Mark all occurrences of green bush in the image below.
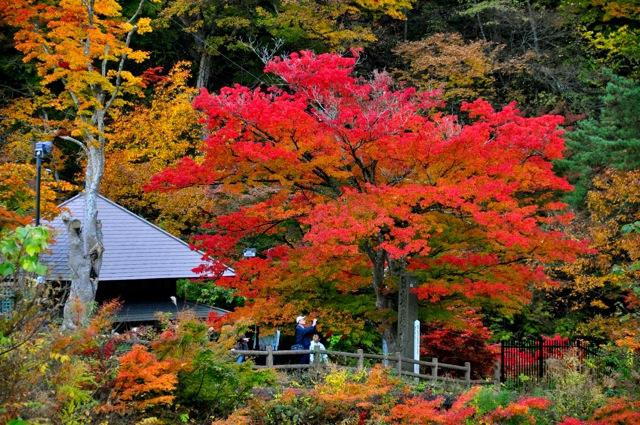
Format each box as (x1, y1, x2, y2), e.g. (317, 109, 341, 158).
(176, 279, 244, 310)
(176, 349, 274, 418)
(537, 355, 607, 421)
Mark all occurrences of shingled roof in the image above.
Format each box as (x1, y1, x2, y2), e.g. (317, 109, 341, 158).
(42, 193, 233, 282)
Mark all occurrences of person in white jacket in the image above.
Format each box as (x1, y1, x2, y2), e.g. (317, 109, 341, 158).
(309, 334, 329, 363)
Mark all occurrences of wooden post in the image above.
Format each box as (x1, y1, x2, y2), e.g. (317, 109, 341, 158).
(431, 357, 438, 380)
(464, 362, 471, 386)
(357, 349, 364, 372)
(396, 352, 402, 375)
(313, 346, 321, 369)
(266, 346, 273, 367)
(493, 360, 501, 389)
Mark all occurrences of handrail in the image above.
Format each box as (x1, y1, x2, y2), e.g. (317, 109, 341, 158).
(231, 347, 476, 385)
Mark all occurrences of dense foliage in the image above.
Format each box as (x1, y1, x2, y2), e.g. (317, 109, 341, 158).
(1, 0, 640, 422)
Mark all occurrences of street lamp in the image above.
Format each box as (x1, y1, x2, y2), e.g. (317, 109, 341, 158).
(34, 141, 53, 226)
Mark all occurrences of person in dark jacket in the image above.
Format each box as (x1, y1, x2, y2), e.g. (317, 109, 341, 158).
(293, 315, 317, 364)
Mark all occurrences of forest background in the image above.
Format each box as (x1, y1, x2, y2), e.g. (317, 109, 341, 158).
(1, 0, 639, 423)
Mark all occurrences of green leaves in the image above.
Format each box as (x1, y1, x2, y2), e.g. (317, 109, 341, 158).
(621, 221, 640, 234)
(0, 225, 49, 278)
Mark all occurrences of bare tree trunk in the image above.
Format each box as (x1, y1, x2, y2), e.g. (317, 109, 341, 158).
(62, 131, 105, 329)
(525, 0, 540, 54)
(196, 52, 212, 89)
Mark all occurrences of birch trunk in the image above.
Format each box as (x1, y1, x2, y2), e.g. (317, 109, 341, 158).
(62, 132, 105, 329)
(196, 52, 212, 88)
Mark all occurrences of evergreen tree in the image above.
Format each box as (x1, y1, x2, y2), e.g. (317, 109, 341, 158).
(556, 74, 640, 207)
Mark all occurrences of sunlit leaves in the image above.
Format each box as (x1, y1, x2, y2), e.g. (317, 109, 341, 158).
(0, 225, 49, 277)
(151, 50, 584, 336)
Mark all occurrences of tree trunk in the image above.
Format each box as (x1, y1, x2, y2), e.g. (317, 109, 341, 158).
(391, 259, 419, 368)
(525, 0, 540, 54)
(370, 247, 399, 353)
(62, 134, 105, 329)
(196, 52, 212, 89)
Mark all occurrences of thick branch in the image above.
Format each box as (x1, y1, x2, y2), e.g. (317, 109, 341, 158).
(60, 135, 88, 154)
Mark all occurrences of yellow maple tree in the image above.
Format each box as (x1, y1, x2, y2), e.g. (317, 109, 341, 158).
(1, 0, 158, 327)
(101, 62, 216, 236)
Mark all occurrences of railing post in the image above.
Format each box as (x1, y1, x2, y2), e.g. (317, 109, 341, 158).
(464, 362, 471, 386)
(266, 346, 273, 367)
(313, 346, 321, 369)
(493, 360, 501, 389)
(357, 349, 364, 372)
(431, 357, 438, 380)
(396, 352, 402, 375)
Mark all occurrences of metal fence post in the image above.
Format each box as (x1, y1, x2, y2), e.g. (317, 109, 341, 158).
(500, 340, 505, 382)
(266, 346, 273, 367)
(431, 357, 438, 380)
(538, 337, 544, 378)
(357, 349, 364, 372)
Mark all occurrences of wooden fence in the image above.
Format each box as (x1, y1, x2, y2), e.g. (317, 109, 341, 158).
(232, 347, 492, 385)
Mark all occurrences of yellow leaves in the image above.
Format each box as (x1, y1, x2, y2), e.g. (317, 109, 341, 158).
(394, 33, 500, 101)
(128, 49, 150, 63)
(136, 17, 153, 34)
(102, 62, 210, 237)
(94, 0, 123, 17)
(50, 352, 71, 363)
(120, 22, 134, 32)
(354, 0, 414, 19)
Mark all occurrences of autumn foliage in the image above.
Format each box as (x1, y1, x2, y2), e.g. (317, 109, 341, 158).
(106, 345, 178, 411)
(150, 50, 585, 339)
(388, 387, 551, 424)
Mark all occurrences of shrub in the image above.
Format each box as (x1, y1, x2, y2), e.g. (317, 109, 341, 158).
(176, 348, 274, 419)
(105, 345, 178, 412)
(176, 279, 244, 310)
(421, 314, 497, 378)
(388, 386, 552, 424)
(541, 354, 607, 421)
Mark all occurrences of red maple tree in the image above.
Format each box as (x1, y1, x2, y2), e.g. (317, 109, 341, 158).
(149, 50, 585, 349)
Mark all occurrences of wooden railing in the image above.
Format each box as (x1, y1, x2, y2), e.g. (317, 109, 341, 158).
(232, 347, 490, 385)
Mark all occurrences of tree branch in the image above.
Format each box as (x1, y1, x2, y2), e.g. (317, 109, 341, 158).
(60, 135, 88, 154)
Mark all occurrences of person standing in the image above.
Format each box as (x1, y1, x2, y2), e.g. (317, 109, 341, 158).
(293, 315, 317, 364)
(309, 334, 329, 364)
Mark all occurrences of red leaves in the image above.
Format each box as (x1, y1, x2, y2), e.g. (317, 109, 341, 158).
(388, 386, 552, 424)
(151, 50, 587, 333)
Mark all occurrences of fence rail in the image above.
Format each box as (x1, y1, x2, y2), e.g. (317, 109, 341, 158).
(232, 347, 480, 385)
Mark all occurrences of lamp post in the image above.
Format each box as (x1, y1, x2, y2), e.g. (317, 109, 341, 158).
(34, 141, 53, 226)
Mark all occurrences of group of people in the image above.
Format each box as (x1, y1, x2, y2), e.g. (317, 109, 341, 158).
(234, 315, 329, 365)
(293, 315, 328, 364)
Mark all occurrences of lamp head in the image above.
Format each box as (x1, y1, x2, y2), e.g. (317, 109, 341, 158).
(34, 141, 53, 157)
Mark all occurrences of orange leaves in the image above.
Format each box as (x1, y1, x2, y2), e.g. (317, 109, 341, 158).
(388, 388, 552, 424)
(107, 345, 178, 411)
(0, 0, 152, 144)
(0, 162, 75, 230)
